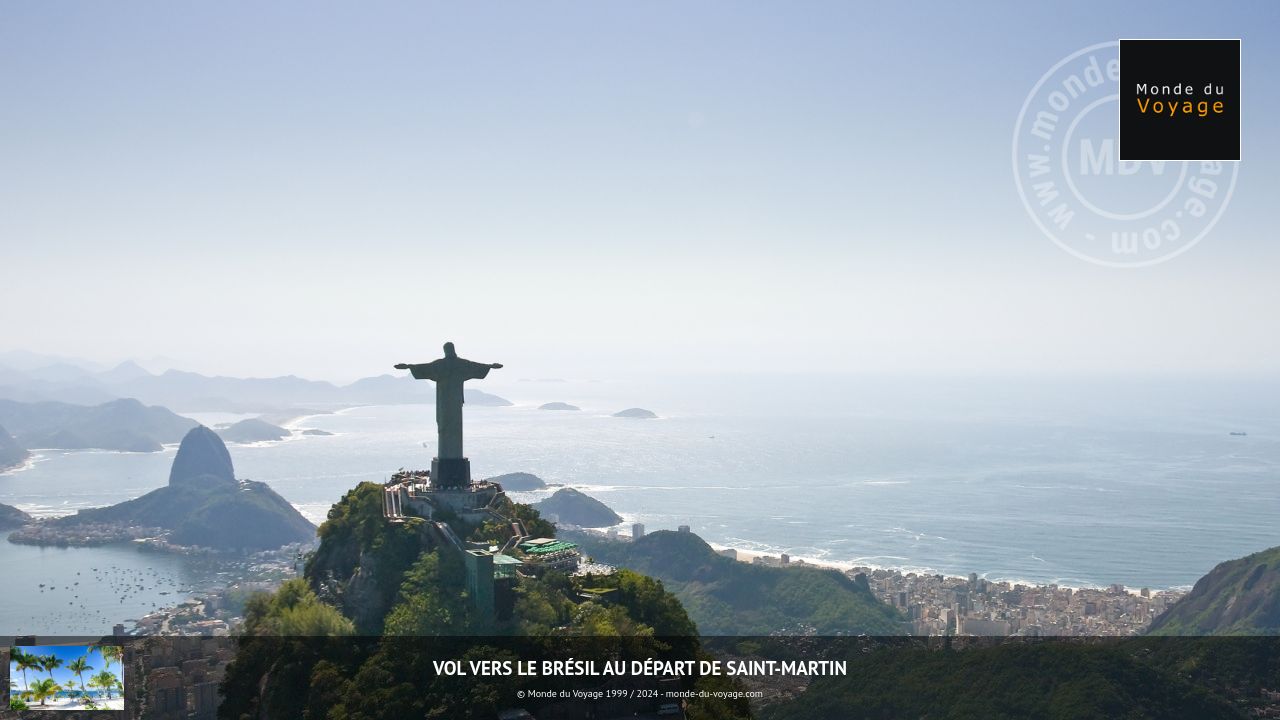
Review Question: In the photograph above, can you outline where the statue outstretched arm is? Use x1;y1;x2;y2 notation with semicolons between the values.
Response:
395;362;438;380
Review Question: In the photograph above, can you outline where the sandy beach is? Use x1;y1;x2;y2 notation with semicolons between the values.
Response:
13;695;125;711
701;539;1178;595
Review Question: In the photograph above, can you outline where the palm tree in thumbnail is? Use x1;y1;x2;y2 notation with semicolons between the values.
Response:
97;644;123;674
27;678;60;707
67;656;93;699
11;649;40;693
89;671;120;701
39;653;63;682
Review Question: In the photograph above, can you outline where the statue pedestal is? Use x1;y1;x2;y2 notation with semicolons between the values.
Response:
431;457;471;489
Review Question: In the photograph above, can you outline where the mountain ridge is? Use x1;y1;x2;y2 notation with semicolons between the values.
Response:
0;397;196;452
0;423;29;470
535;487;622;527
0;358;512;412
1148;544;1280;635
0;502;31;529
9;426;314;552
570;529;905;635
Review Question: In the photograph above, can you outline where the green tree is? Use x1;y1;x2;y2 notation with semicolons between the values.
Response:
67;656;93;698
383;549;477;636
470;499;556;544
89;671;120;700
302;661;348;719
243;578;355;636
513;577;571;633
27;678;61;707
39;653;63;682
96;644;123;674
570;602;653;636
11;648;40;693
613;569;699;636
304;482;427;634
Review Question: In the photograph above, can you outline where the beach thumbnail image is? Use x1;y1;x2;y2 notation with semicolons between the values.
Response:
9;644;124;711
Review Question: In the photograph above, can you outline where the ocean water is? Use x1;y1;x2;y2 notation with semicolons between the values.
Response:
0;530;233;637
2;373;1278;634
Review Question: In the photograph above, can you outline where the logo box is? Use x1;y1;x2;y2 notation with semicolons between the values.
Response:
1119;39;1240;161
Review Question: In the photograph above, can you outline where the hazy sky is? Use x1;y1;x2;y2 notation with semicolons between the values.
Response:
2;2;1278;382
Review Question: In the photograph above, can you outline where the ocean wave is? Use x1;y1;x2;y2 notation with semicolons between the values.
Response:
12;501;98;518
880;527;948;542
1014;483;1119;493
0;452;45;475
25;446;176;456
557;483;747;494
280;413;331;430
291;502;336;525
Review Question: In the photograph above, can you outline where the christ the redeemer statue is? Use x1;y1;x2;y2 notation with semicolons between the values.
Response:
395;342;502;488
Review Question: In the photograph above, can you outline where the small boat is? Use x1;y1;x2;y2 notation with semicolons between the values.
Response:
1229;431;1248;436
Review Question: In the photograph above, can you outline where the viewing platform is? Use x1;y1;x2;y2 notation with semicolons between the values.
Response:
517;537;582;574
382;469;507;525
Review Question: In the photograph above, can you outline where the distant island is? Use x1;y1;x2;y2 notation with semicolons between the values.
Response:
0;397;195;452
301;428;334;436
0;502;31;530
0;423;29;470
613;407;658;419
535;487;622;527
488;471;547;490
216;418;291;443
8;426;315;552
539;401;581;411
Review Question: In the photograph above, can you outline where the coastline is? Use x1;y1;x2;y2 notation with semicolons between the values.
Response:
0;410;1209;641
0;403;1210;638
0;452;39;476
4;447;1197;595
703;539;1189;597
270;403;372;431
598;516;1193;596
10;695;126;711
571;525;1186;635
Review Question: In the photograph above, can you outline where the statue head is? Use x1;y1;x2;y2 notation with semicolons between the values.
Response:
443;342;457;358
